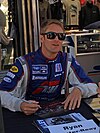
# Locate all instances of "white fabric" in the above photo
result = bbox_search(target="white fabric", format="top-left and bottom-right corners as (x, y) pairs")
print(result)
(62, 0), (81, 25)
(0, 55), (98, 112)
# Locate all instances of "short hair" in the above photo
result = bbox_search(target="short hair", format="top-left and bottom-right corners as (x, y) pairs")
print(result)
(40, 19), (64, 33)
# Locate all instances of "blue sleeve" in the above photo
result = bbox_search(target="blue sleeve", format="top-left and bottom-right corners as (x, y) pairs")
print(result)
(0, 59), (24, 91)
(71, 56), (93, 83)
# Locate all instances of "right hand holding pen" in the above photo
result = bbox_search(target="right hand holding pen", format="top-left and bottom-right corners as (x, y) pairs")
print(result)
(20, 100), (41, 115)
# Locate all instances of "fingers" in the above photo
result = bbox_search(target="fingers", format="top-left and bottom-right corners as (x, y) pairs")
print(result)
(97, 88), (100, 97)
(24, 107), (39, 115)
(98, 82), (100, 87)
(77, 96), (81, 108)
(62, 88), (82, 110)
(20, 100), (41, 115)
(97, 88), (100, 93)
(62, 95), (81, 110)
(97, 82), (100, 97)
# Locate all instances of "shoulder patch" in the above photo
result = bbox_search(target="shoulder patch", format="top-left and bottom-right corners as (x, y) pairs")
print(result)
(10, 66), (18, 73)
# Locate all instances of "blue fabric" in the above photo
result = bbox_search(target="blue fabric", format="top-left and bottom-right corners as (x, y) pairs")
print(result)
(0, 60), (24, 91)
(0, 48), (93, 101)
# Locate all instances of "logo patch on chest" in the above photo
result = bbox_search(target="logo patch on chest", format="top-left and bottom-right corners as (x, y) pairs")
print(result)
(32, 65), (48, 74)
(32, 76), (47, 80)
(55, 63), (62, 72)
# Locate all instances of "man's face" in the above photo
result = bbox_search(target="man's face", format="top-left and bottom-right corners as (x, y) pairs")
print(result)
(41, 24), (64, 58)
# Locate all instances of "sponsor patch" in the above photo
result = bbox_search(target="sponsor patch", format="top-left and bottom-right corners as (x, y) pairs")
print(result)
(55, 63), (62, 72)
(32, 76), (47, 80)
(32, 65), (48, 74)
(7, 72), (15, 79)
(55, 73), (62, 77)
(42, 85), (59, 93)
(10, 66), (18, 73)
(55, 71), (64, 77)
(3, 77), (12, 83)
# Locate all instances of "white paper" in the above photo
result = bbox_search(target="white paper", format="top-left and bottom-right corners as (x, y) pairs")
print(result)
(48, 119), (99, 133)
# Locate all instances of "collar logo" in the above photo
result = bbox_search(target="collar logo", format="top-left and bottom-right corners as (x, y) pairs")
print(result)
(10, 66), (18, 73)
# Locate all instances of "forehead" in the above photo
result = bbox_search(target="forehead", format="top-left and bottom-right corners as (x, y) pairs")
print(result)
(46, 23), (64, 33)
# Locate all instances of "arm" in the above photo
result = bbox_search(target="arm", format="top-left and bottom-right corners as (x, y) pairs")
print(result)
(68, 57), (98, 97)
(0, 58), (41, 115)
(62, 56), (98, 110)
(0, 90), (23, 112)
(0, 90), (41, 115)
(0, 59), (26, 111)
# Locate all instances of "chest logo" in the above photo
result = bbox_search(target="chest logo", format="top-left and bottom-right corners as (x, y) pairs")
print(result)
(55, 63), (62, 72)
(32, 65), (48, 74)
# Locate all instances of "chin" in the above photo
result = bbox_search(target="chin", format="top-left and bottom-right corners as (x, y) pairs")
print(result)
(52, 50), (60, 54)
(53, 48), (61, 52)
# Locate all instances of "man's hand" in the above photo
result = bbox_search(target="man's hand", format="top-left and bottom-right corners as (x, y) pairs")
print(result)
(20, 100), (41, 115)
(97, 82), (100, 97)
(62, 88), (82, 110)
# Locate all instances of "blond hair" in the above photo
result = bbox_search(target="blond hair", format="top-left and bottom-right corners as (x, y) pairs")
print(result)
(40, 19), (64, 33)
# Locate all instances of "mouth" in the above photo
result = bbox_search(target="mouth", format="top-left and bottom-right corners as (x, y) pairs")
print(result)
(52, 44), (59, 46)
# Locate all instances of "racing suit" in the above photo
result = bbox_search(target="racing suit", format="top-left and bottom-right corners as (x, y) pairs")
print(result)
(0, 48), (98, 112)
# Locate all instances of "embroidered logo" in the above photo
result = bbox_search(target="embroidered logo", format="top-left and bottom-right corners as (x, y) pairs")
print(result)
(7, 72), (15, 79)
(32, 76), (47, 80)
(10, 66), (18, 73)
(32, 65), (48, 74)
(3, 77), (12, 83)
(55, 63), (62, 72)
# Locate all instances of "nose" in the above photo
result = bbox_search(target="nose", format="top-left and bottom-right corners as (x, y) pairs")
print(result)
(54, 37), (62, 44)
(55, 35), (59, 40)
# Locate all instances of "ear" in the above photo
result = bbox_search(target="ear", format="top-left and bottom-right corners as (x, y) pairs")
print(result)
(40, 35), (44, 44)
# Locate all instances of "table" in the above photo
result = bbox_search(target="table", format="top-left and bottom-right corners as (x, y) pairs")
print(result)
(2, 100), (100, 133)
(3, 108), (39, 133)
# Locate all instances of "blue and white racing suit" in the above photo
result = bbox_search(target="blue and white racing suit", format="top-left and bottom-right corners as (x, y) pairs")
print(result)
(0, 48), (98, 112)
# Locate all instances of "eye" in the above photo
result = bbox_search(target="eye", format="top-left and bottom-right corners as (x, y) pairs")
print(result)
(47, 32), (56, 39)
(58, 33), (65, 40)
(49, 33), (53, 39)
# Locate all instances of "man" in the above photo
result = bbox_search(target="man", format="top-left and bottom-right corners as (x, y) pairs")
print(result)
(0, 19), (99, 115)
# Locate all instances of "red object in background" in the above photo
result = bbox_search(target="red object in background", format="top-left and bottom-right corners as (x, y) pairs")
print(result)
(80, 0), (94, 6)
(80, 0), (86, 5)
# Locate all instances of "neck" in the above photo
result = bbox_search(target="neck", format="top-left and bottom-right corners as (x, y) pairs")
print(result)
(42, 47), (57, 59)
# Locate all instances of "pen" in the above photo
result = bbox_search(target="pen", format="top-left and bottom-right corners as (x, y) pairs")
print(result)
(22, 99), (32, 104)
(94, 109), (100, 114)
